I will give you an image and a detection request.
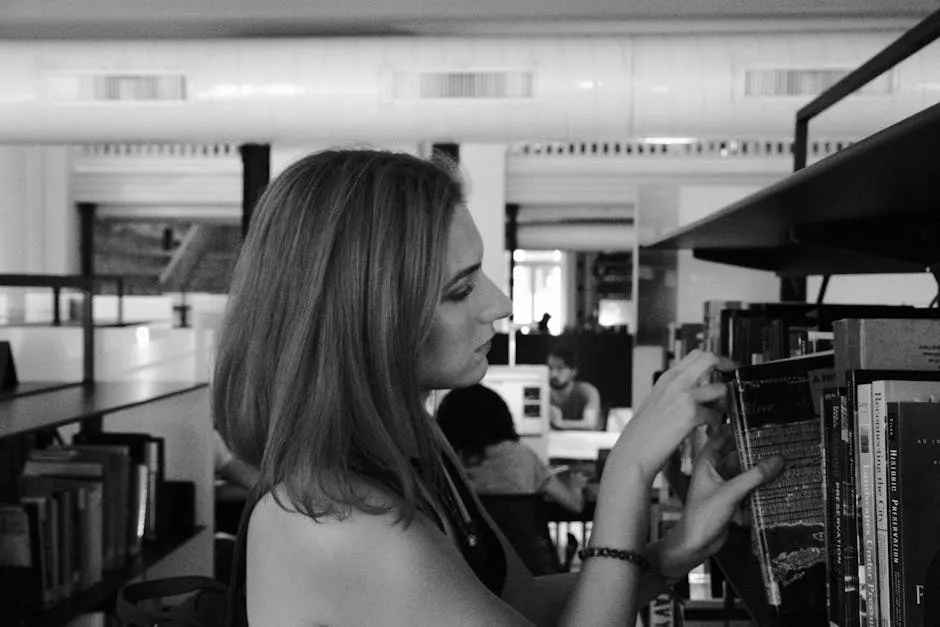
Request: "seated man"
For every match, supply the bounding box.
[547,346,602,430]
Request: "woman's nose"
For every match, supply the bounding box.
[478,273,512,322]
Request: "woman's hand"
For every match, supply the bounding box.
[607,350,737,485]
[654,425,785,579]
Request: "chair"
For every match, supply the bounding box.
[477,493,566,575]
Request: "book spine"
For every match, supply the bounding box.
[856,383,880,626]
[129,463,147,555]
[144,441,160,540]
[841,389,860,627]
[885,403,903,627]
[20,497,54,607]
[84,483,103,587]
[870,383,891,627]
[728,376,779,606]
[822,388,845,625]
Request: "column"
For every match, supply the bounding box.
[675,185,780,324]
[458,144,509,300]
[0,145,75,274]
[239,144,271,238]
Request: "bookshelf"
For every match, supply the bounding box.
[0,380,207,439]
[18,526,205,627]
[645,9,940,280]
[1,272,214,625]
[645,7,940,626]
[643,100,940,277]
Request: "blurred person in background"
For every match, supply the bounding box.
[547,346,602,430]
[437,383,587,513]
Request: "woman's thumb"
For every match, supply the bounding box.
[722,455,786,506]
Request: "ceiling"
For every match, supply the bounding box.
[1,0,936,39]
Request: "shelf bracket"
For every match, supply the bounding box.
[815,275,830,305]
[929,263,940,307]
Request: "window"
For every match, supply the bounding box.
[511,250,566,335]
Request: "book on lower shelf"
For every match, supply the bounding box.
[0,427,180,623]
[725,350,833,625]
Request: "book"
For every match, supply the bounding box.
[726,351,833,624]
[713,304,938,367]
[68,444,131,565]
[19,495,55,607]
[646,502,683,626]
[18,477,78,599]
[875,381,940,626]
[821,385,854,627]
[834,318,940,386]
[19,476,103,591]
[844,370,940,626]
[0,503,43,616]
[21,452,112,569]
[854,382,879,627]
[72,431,164,554]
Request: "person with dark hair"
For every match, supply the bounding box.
[438,384,586,513]
[547,346,603,430]
[212,148,784,626]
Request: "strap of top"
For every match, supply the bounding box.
[225,487,258,627]
[437,454,508,596]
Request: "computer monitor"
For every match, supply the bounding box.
[479,364,550,438]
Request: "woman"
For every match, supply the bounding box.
[213,149,784,626]
[437,383,587,513]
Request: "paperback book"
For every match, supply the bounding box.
[726,351,833,625]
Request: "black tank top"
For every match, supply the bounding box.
[425,455,508,597]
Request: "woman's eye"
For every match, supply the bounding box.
[448,279,476,301]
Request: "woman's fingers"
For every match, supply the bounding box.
[674,350,737,388]
[689,382,729,404]
[719,455,786,508]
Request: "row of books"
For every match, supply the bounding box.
[722,314,940,626]
[701,301,940,367]
[0,431,164,615]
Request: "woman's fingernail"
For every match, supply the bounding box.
[764,456,785,473]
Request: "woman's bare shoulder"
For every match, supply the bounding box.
[246,484,530,626]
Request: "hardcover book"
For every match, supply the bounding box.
[881,388,940,626]
[726,351,833,625]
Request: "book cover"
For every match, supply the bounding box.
[834,318,940,386]
[886,399,940,626]
[821,386,850,626]
[847,371,940,625]
[879,385,940,626]
[727,351,832,624]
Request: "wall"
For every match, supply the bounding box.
[461,144,510,300]
[806,273,937,306]
[675,185,781,324]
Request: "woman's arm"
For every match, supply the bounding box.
[540,473,586,513]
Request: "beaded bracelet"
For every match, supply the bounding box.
[577,546,651,571]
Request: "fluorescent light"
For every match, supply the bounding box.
[639,137,698,145]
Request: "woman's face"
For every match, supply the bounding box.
[418,205,512,391]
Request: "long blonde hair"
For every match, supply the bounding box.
[212,149,462,523]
